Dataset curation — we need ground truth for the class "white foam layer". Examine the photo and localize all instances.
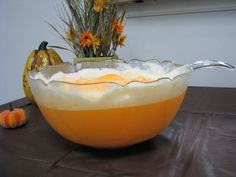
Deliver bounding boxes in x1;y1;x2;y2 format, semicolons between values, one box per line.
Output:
34;64;166;84
30;61;192;110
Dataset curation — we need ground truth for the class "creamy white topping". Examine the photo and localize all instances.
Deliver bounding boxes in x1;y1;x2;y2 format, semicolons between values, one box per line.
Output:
30;62;191;110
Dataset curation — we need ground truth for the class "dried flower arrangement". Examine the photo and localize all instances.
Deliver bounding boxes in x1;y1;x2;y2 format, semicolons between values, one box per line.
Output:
50;0;127;59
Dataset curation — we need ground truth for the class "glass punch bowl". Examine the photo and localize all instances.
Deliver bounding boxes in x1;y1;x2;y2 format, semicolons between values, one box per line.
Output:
28;59;233;148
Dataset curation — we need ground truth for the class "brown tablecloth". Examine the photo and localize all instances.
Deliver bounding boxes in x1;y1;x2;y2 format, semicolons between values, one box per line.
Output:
0;87;236;177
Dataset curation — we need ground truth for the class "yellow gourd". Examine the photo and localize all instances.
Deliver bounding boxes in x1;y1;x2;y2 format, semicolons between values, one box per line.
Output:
22;41;63;102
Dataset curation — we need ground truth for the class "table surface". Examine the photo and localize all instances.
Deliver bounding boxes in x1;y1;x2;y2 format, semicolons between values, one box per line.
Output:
0;87;236;177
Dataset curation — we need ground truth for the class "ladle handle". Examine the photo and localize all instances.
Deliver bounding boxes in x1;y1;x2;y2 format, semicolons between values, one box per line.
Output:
190;60;234;70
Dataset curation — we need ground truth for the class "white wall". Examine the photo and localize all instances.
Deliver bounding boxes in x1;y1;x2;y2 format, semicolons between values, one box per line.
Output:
0;0;236;104
118;9;236;88
0;0;73;104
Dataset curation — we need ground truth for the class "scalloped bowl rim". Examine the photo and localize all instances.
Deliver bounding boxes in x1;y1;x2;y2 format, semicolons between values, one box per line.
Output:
28;58;193;87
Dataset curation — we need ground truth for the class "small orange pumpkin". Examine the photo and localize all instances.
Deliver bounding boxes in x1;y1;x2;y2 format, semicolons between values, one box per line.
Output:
0;104;27;128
